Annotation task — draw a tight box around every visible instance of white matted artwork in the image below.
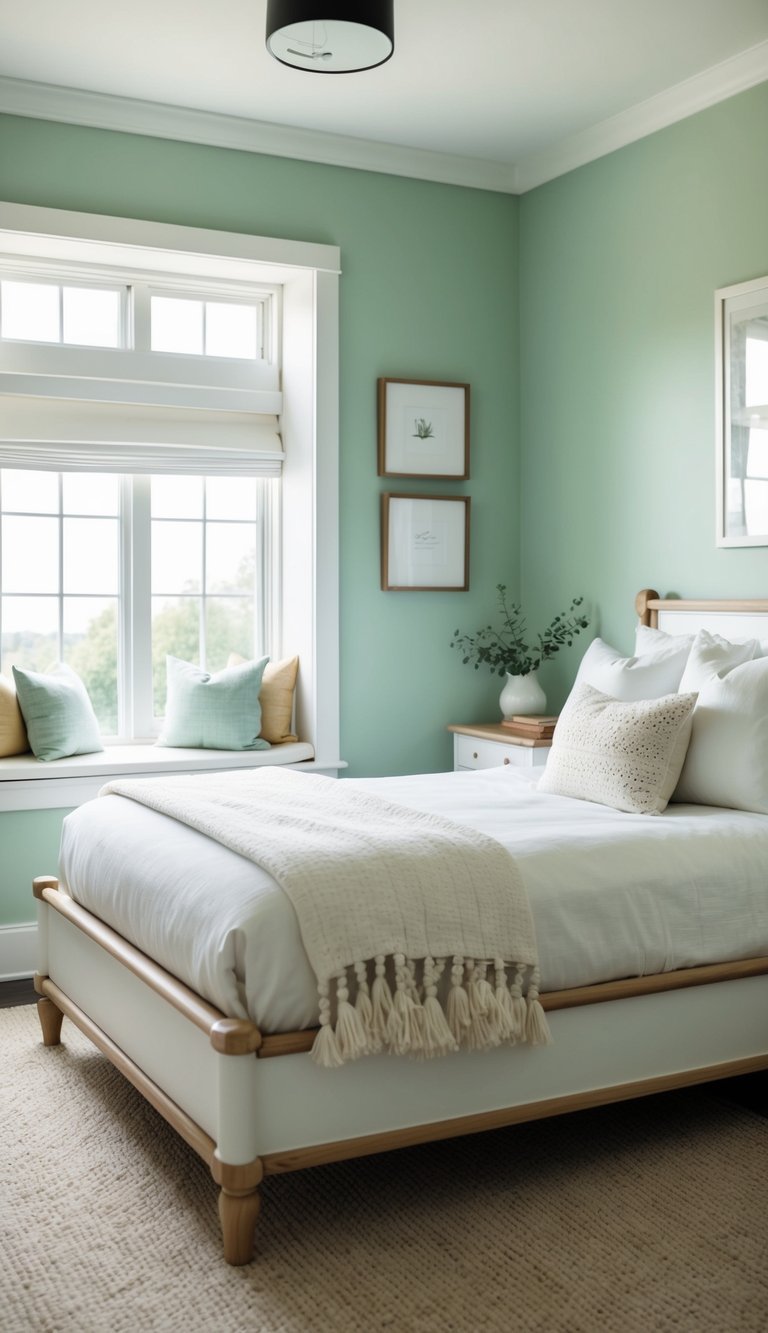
[377,378,469,479]
[381,494,470,591]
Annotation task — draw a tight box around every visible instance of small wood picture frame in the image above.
[381,493,470,591]
[377,378,470,479]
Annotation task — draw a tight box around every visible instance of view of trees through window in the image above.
[149,560,258,717]
[0,471,268,735]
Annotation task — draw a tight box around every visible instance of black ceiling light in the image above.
[266,2,394,74]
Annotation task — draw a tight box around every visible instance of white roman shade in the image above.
[0,395,283,475]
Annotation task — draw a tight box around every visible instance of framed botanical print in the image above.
[381,493,470,591]
[377,378,470,479]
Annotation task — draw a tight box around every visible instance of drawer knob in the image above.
[503,757,510,765]
[472,751,478,760]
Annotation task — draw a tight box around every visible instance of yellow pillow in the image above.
[227,654,299,744]
[0,673,30,757]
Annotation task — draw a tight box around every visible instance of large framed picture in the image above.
[381,494,470,591]
[377,378,470,479]
[716,274,768,546]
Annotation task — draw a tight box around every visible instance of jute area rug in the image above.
[2,1006,766,1333]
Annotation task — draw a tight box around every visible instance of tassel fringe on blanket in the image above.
[311,953,552,1068]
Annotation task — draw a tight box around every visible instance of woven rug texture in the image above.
[1,1005,766,1333]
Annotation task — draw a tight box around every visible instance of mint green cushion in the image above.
[12,663,104,762]
[157,656,271,750]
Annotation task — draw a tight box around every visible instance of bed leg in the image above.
[212,1156,263,1265]
[218,1185,262,1265]
[36,995,64,1047]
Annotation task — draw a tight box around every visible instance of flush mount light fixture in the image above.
[265,2,394,73]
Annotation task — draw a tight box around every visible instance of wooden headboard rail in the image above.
[635,589,768,628]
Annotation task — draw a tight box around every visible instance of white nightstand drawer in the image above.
[454,734,548,771]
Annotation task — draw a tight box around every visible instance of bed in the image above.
[32,591,768,1264]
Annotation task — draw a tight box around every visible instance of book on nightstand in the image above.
[501,714,558,739]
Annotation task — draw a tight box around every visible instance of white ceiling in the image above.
[0,0,767,192]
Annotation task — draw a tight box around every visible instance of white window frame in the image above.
[0,202,342,808]
[0,258,280,413]
[0,271,130,350]
[146,285,269,362]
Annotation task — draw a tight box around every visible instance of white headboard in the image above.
[636,589,768,642]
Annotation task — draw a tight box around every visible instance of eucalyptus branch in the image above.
[450,585,589,677]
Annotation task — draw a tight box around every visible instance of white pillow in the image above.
[538,682,697,815]
[677,629,759,693]
[673,658,768,813]
[637,620,767,663]
[575,635,691,702]
[634,624,693,657]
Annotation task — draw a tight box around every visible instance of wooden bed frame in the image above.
[32,591,768,1264]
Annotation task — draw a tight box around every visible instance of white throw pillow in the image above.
[634,624,694,657]
[575,635,691,702]
[677,629,759,693]
[637,621,767,662]
[673,658,768,813]
[538,682,697,815]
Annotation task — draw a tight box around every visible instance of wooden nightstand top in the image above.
[447,722,551,749]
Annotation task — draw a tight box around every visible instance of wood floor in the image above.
[2,978,764,1113]
[0,977,36,1008]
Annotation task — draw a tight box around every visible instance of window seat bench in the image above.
[0,741,321,812]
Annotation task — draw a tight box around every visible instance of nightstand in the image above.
[447,722,552,772]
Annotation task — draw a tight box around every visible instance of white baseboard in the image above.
[0,921,37,981]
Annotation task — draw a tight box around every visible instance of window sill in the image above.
[0,741,347,812]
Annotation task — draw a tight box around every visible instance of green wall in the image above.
[0,809,72,925]
[519,82,768,707]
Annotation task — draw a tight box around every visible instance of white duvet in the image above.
[58,766,768,1033]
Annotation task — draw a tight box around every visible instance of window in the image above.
[0,468,277,738]
[0,265,277,416]
[149,474,275,719]
[0,201,340,797]
[0,470,120,729]
[0,278,125,348]
[0,260,282,739]
[150,294,262,359]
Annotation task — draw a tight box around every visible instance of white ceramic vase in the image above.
[499,670,547,720]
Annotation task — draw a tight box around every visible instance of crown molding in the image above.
[512,39,768,193]
[0,76,515,194]
[0,38,766,199]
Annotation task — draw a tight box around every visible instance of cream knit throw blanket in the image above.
[100,768,551,1067]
